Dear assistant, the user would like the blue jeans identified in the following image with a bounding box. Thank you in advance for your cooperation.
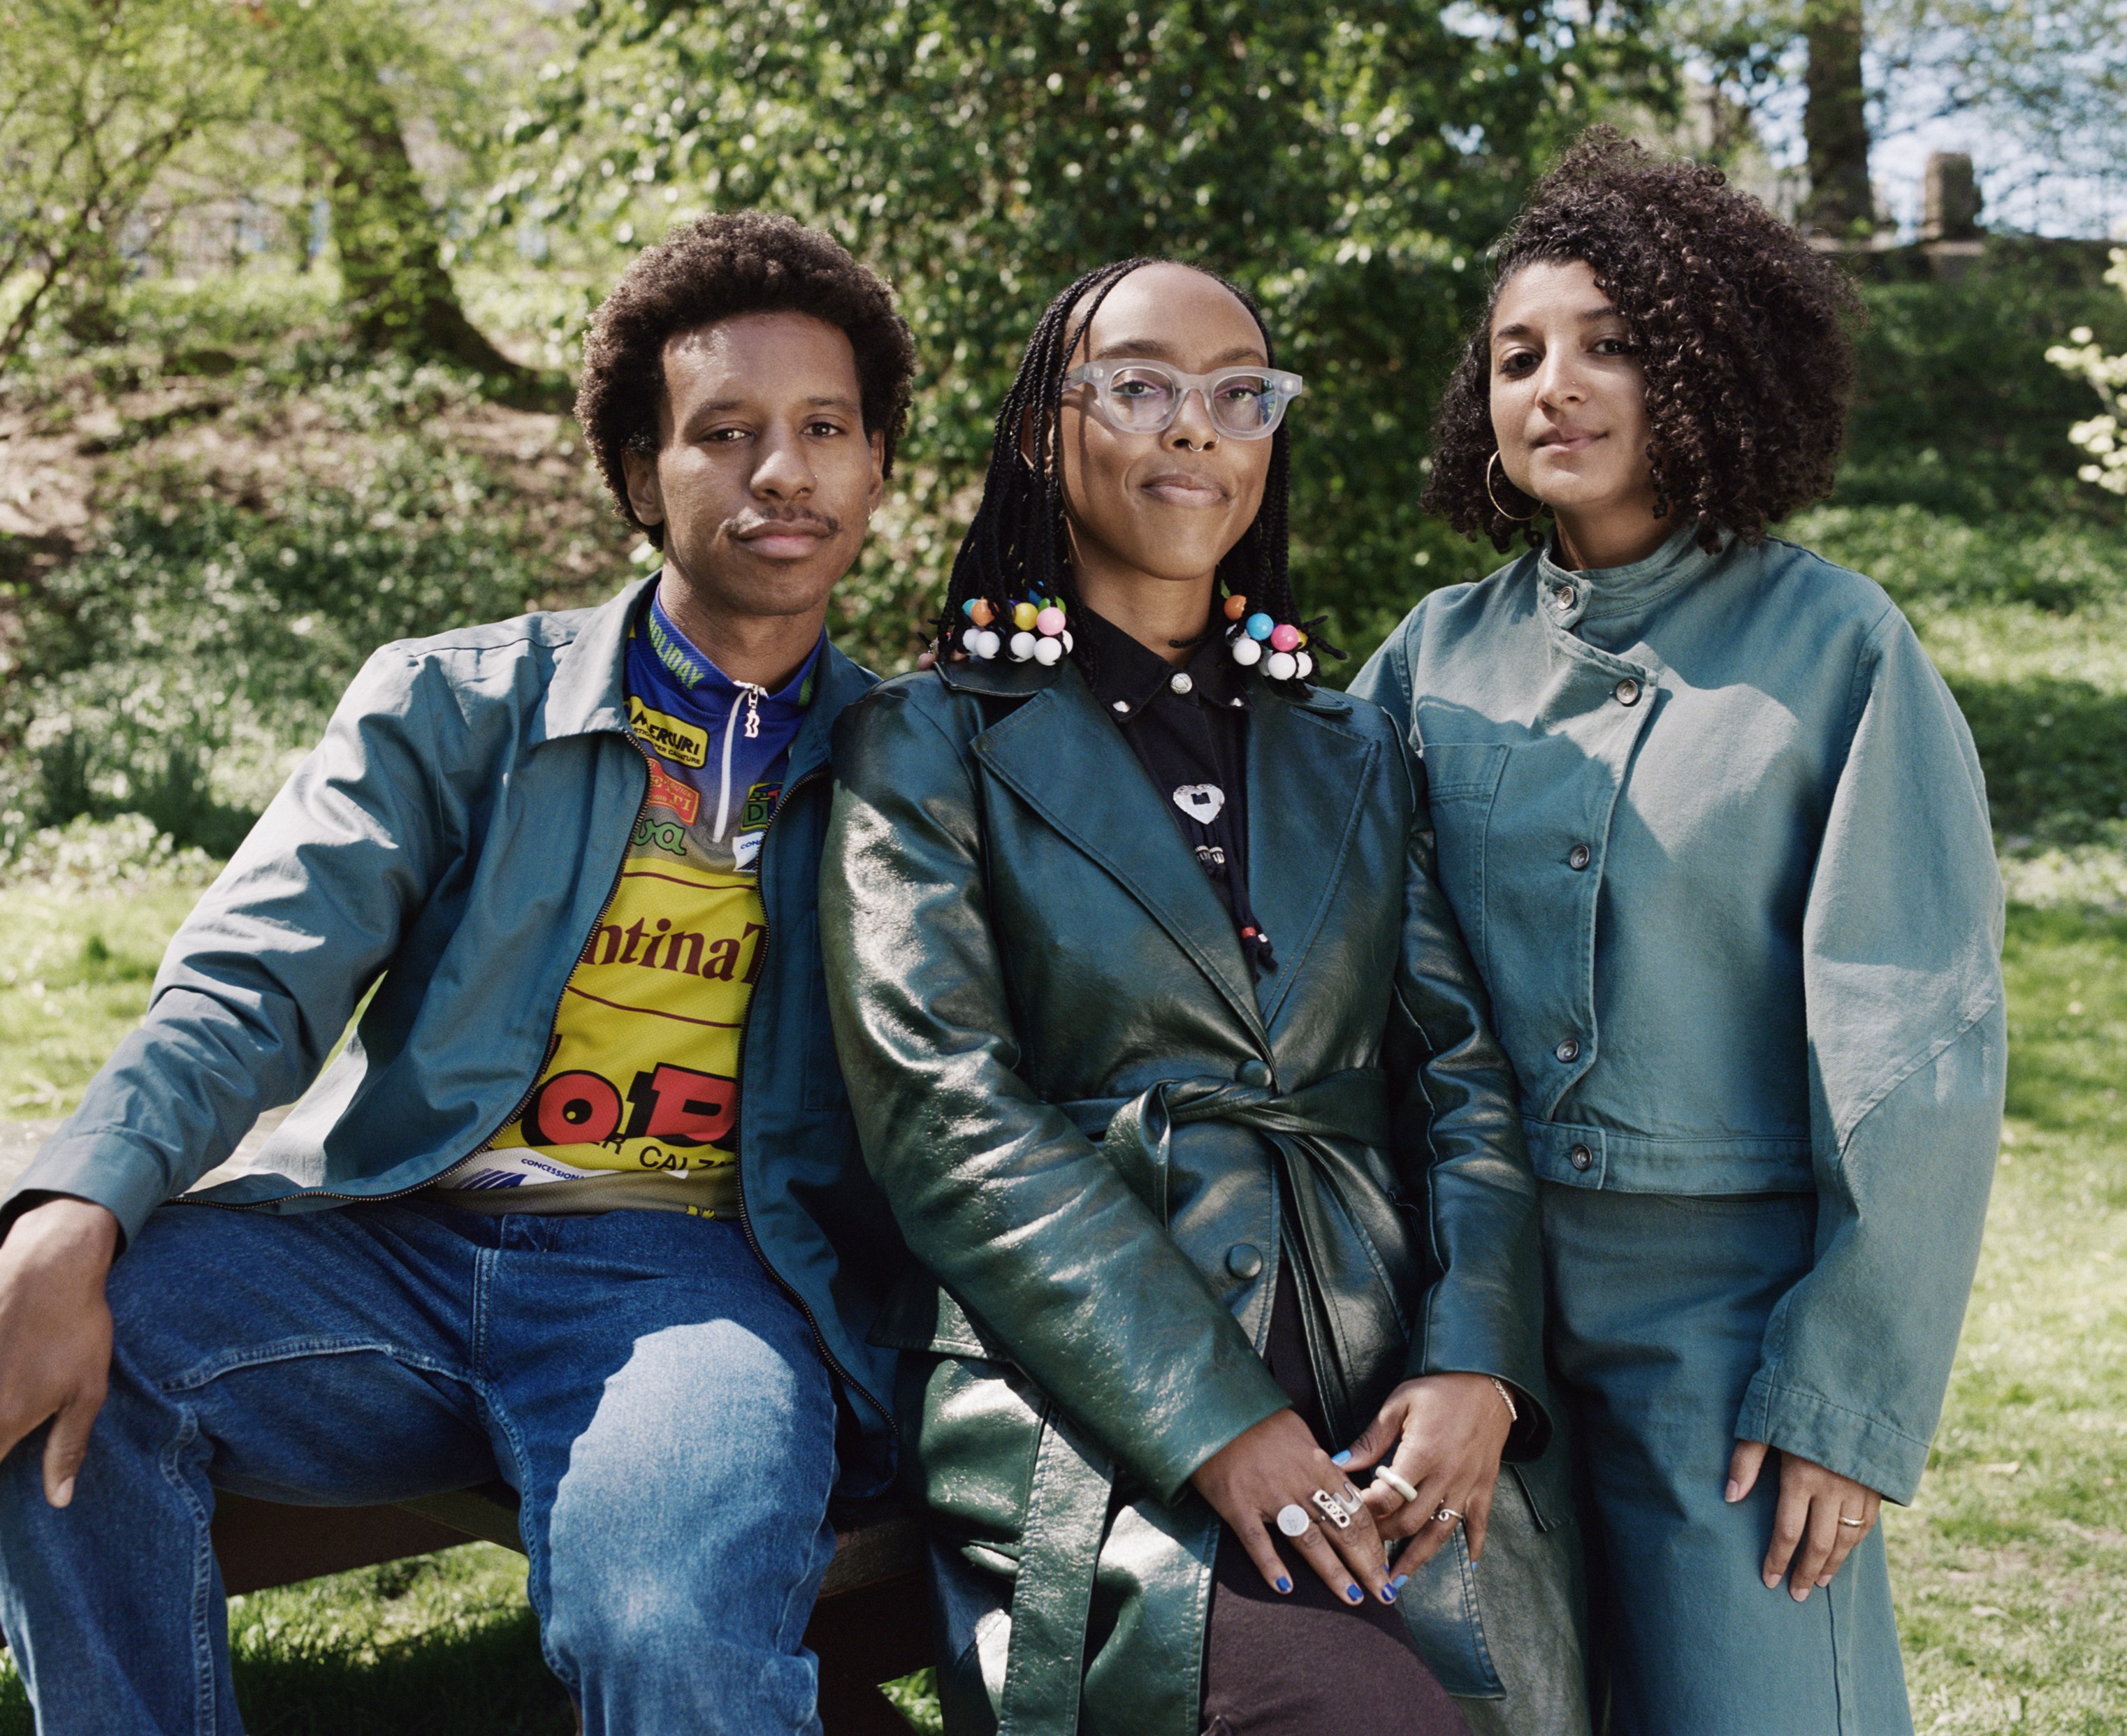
[0,1200,840,1736]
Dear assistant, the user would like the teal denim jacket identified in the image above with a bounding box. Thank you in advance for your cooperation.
[1350,528,2006,1502]
[2,578,903,1488]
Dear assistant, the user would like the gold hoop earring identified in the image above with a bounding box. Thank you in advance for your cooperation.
[1487,451,1538,523]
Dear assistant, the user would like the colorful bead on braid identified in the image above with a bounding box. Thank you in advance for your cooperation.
[1221,594,1314,683]
[960,595,1072,664]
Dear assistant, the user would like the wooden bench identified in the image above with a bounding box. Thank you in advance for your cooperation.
[211,1485,932,1734]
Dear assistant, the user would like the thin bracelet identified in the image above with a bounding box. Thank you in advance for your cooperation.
[1490,1378,1519,1425]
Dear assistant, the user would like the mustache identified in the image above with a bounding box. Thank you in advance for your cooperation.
[729,509,841,537]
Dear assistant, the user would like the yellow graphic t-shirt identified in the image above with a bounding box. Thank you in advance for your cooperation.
[430,603,817,1214]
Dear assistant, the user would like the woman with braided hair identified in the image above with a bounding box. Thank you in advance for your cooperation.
[821,258,1590,1735]
[1351,129,2005,1733]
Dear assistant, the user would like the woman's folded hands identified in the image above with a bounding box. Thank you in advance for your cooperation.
[1342,1373,1516,1566]
[1190,1409,1402,1607]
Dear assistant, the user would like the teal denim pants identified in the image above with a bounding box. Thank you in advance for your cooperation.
[1541,1186,1912,1736]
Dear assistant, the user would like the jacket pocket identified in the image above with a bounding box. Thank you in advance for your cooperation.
[1395,1519,1507,1698]
[1416,741,1509,991]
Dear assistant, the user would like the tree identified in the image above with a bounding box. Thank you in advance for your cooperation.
[247,0,546,388]
[2048,251,2127,497]
[0,0,257,368]
[497,0,1664,663]
[1877,0,2127,199]
[1801,0,1871,231]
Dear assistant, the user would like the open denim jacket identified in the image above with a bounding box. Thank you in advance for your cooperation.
[1350,527,2007,1504]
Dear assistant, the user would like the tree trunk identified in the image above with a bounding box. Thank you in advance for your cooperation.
[1801,0,1873,235]
[310,48,544,392]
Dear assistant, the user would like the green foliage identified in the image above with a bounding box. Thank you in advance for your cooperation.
[1,363,555,856]
[242,0,545,386]
[2046,248,2127,500]
[1838,249,2127,519]
[1794,503,2127,856]
[0,880,206,1115]
[0,0,261,367]
[494,0,1668,666]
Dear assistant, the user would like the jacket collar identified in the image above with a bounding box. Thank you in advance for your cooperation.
[533,574,875,768]
[1072,603,1251,717]
[964,655,1369,1042]
[937,634,1355,720]
[1537,524,1724,633]
[536,576,651,745]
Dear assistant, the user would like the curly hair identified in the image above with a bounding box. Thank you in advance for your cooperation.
[938,258,1327,685]
[576,211,915,548]
[1423,127,1863,553]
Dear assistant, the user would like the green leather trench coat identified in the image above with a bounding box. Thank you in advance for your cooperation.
[820,652,1564,1736]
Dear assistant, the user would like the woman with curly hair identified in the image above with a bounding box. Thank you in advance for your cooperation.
[1350,131,2005,1734]
[822,258,1593,1735]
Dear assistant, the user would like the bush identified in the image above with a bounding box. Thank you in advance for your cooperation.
[1840,249,2127,520]
[0,813,216,893]
[1,390,556,857]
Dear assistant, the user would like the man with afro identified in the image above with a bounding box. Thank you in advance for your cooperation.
[0,212,917,1735]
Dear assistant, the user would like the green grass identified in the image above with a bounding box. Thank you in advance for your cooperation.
[0,1545,572,1735]
[0,887,204,1116]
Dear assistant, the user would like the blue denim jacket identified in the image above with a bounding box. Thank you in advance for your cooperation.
[4,577,902,1487]
[1351,528,2006,1501]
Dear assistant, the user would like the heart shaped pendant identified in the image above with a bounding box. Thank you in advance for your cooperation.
[1173,784,1226,825]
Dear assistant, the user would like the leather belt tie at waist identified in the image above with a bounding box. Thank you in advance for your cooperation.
[998,1068,1403,1736]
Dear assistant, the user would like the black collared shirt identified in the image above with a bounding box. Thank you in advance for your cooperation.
[1073,604,1274,972]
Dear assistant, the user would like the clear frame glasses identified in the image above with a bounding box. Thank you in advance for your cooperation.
[1063,359,1305,441]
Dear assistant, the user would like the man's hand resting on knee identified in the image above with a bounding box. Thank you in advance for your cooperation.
[0,1198,118,1507]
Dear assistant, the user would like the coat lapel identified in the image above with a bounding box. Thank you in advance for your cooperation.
[971,666,1269,1047]
[1245,689,1381,1028]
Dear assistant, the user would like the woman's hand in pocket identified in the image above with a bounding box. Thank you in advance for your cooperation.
[1191,1409,1400,1607]
[1340,1373,1513,1567]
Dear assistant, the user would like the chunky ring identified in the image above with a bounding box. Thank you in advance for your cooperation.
[1373,1466,1421,1505]
[1432,1503,1465,1526]
[1838,1515,1868,1529]
[1310,1488,1355,1531]
[1275,1503,1312,1538]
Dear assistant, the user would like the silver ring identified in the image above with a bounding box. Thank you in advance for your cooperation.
[1838,1515,1867,1529]
[1310,1487,1354,1530]
[1275,1503,1312,1538]
[1432,1503,1464,1526]
[1373,1466,1420,1505]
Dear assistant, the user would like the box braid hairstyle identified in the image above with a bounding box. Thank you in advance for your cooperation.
[935,257,1328,686]
[1423,126,1861,555]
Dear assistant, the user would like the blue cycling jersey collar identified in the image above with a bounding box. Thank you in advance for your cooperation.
[641,585,823,717]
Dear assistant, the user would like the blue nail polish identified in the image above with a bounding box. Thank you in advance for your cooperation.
[1346,1584,1363,1603]
[1331,1450,1352,1466]
[1275,1576,1291,1593]
[1390,1573,1410,1591]
[1379,1583,1399,1604]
